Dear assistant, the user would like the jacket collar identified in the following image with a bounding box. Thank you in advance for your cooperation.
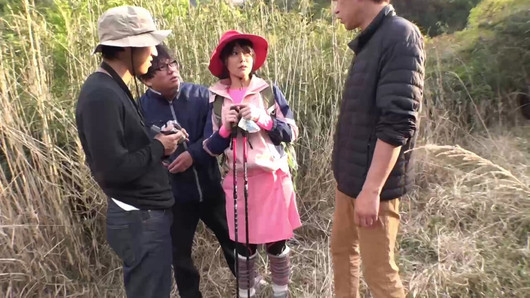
[147,85,186,103]
[348,4,395,54]
[209,75,269,101]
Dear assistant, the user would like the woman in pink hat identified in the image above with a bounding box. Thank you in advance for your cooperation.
[203,30,301,297]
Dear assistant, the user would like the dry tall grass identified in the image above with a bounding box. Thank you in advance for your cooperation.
[1,0,529,297]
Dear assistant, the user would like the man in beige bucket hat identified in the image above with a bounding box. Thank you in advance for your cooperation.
[75,6,185,298]
[93,5,171,54]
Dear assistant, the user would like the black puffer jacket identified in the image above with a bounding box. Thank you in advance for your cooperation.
[332,5,425,200]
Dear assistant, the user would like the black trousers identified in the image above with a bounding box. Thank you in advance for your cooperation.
[171,192,236,298]
[236,240,287,257]
[106,199,173,298]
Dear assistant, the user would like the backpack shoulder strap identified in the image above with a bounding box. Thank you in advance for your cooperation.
[261,80,276,117]
[213,94,224,128]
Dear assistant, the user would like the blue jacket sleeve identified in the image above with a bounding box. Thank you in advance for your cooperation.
[267,85,295,145]
[204,101,231,155]
[204,98,230,156]
[186,87,219,165]
[204,130,231,156]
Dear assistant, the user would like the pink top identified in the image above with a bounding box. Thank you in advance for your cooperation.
[228,88,246,104]
[219,87,273,137]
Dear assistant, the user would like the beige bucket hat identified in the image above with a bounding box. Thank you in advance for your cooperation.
[93,6,171,54]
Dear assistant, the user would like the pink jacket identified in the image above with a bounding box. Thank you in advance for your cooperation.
[204,76,298,174]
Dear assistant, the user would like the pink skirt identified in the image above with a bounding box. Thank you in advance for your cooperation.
[222,169,302,244]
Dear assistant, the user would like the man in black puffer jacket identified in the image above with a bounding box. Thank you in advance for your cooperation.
[331,1,425,297]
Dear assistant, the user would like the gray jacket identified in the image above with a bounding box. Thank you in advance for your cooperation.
[332,5,425,200]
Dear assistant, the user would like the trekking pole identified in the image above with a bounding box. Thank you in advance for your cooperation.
[230,108,240,298]
[242,129,250,298]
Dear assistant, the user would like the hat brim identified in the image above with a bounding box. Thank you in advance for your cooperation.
[93,30,171,54]
[208,33,268,78]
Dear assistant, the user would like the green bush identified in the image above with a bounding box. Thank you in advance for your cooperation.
[424,0,530,130]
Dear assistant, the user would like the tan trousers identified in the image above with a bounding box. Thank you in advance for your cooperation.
[331,190,405,298]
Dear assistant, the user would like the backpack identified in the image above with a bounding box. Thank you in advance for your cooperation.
[212,83,298,176]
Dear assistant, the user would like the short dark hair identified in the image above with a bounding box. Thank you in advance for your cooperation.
[100,45,124,60]
[219,39,255,79]
[139,43,174,81]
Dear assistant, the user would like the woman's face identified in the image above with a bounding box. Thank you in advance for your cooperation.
[225,44,254,80]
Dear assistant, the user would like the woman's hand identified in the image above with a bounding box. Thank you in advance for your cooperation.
[222,105,241,128]
[239,104,262,122]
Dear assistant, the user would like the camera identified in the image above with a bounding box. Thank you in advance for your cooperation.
[150,124,177,135]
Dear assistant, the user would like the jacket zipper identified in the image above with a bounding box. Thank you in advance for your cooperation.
[169,100,203,202]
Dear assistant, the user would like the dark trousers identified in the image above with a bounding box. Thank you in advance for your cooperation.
[236,240,287,257]
[106,199,173,298]
[171,193,236,298]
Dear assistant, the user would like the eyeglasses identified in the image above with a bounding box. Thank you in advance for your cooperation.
[154,60,180,72]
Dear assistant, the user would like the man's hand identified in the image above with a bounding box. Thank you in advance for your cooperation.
[354,188,380,228]
[155,130,187,156]
[167,151,193,173]
[239,104,262,122]
[355,139,402,228]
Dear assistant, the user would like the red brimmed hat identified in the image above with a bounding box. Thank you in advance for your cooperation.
[208,30,268,78]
